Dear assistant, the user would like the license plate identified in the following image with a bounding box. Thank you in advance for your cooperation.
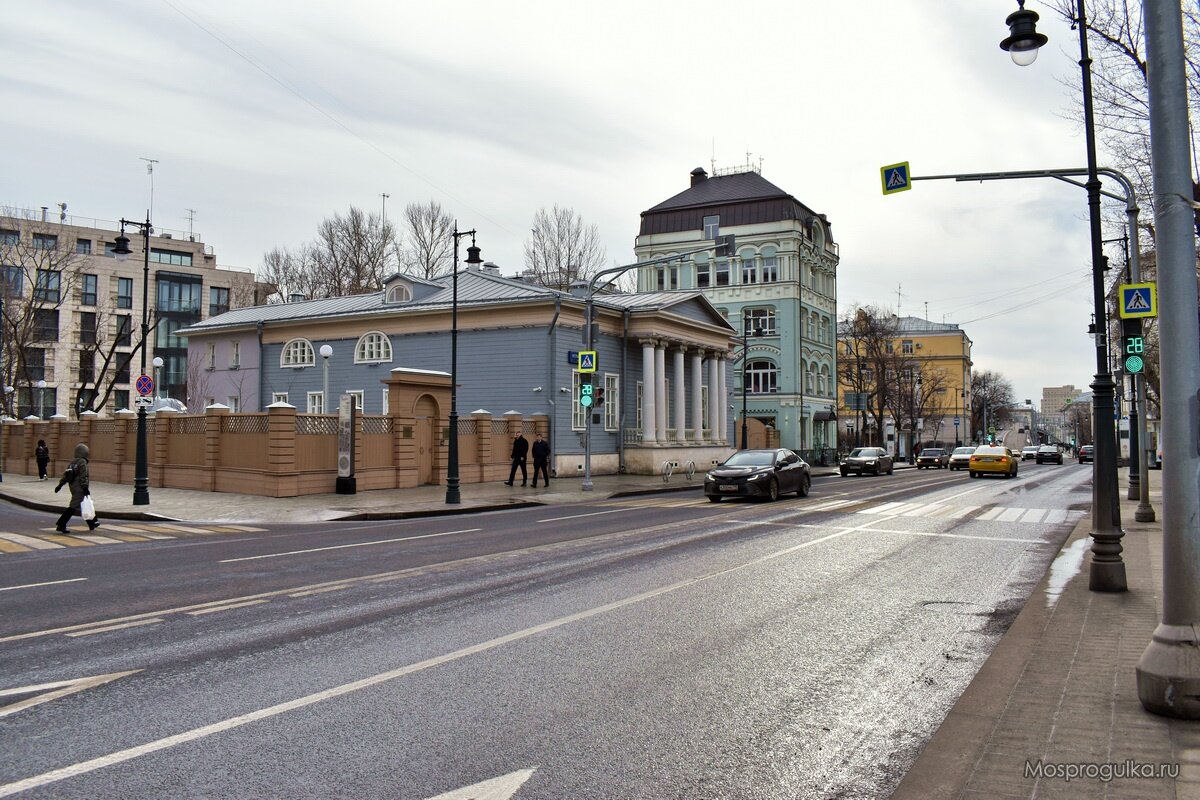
[719,484,739,492]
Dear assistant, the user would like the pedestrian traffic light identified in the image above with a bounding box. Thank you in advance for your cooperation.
[579,373,594,408]
[594,387,605,407]
[1121,317,1145,375]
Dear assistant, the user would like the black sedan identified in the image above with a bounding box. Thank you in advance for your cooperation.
[1078,444,1095,463]
[840,447,894,477]
[705,448,811,502]
[1036,445,1064,464]
[916,448,949,469]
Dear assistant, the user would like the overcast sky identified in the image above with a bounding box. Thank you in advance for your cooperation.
[5,0,1118,408]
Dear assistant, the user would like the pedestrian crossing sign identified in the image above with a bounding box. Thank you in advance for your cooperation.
[881,161,911,195]
[578,350,597,373]
[1118,283,1157,319]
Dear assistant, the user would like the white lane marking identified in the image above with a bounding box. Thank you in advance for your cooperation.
[218,525,267,532]
[64,619,163,638]
[0,516,889,798]
[288,585,348,598]
[1020,508,1048,524]
[903,503,943,517]
[0,578,87,593]
[74,535,124,545]
[0,533,63,550]
[976,508,1003,521]
[861,502,905,514]
[98,525,174,539]
[998,508,1025,522]
[0,671,140,720]
[807,499,857,511]
[1043,509,1068,524]
[426,768,537,800]
[148,524,215,534]
[866,528,1043,544]
[944,505,979,519]
[538,508,637,522]
[185,600,267,616]
[217,529,481,564]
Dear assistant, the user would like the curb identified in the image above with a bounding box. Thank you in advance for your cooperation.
[0,489,180,523]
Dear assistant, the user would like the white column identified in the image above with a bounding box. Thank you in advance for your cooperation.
[654,342,667,442]
[718,355,729,444]
[673,346,686,443]
[641,339,656,443]
[690,349,704,441]
[708,354,720,441]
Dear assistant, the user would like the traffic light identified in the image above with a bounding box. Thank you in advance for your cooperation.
[714,234,736,257]
[1121,318,1145,375]
[594,387,605,407]
[579,373,594,408]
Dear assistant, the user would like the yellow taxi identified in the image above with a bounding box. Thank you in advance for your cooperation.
[968,445,1019,479]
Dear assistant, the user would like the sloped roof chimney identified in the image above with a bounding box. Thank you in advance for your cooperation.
[690,167,708,187]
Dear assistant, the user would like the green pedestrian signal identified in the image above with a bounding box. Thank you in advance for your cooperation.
[1122,318,1145,375]
[580,379,594,408]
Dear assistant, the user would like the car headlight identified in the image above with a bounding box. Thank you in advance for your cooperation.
[704,472,716,482]
[865,460,876,465]
[748,472,768,481]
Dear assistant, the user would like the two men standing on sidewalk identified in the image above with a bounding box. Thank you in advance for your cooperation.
[504,432,551,488]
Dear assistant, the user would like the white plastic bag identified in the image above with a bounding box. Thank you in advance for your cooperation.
[80,495,96,521]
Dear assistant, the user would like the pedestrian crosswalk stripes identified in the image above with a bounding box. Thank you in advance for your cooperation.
[0,524,268,555]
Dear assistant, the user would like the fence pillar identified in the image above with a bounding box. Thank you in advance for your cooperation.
[473,411,493,483]
[267,403,299,497]
[204,406,231,492]
[114,410,135,484]
[153,409,177,488]
[392,415,417,488]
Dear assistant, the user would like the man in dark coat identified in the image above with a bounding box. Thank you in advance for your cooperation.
[531,433,551,488]
[54,442,99,533]
[504,433,529,486]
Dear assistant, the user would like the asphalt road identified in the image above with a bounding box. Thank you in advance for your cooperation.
[0,462,1093,799]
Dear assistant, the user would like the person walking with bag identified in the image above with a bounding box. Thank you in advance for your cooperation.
[531,432,551,488]
[35,439,50,481]
[54,443,99,533]
[503,432,529,487]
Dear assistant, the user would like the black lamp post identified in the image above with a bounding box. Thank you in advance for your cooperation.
[739,311,762,450]
[1002,0,1125,591]
[445,223,481,505]
[112,214,153,506]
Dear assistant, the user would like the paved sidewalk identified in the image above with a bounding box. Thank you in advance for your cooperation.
[894,484,1200,799]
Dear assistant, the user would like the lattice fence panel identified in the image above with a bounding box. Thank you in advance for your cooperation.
[170,416,207,435]
[361,416,393,435]
[223,415,270,434]
[296,415,339,435]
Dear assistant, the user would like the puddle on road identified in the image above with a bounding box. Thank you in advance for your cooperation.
[1045,536,1090,608]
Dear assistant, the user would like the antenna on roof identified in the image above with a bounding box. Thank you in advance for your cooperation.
[710,138,716,175]
[185,208,197,241]
[140,157,159,221]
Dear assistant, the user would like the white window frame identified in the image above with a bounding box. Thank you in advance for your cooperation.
[281,338,315,368]
[740,256,757,285]
[745,307,776,336]
[355,331,393,363]
[226,395,240,412]
[761,249,778,283]
[231,341,241,368]
[747,360,778,394]
[272,392,289,405]
[346,390,364,411]
[307,392,324,414]
[703,215,720,239]
[205,342,215,369]
[571,371,587,430]
[386,284,411,303]
[381,388,389,415]
[603,373,619,431]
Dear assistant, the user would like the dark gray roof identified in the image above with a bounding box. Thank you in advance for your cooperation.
[837,316,966,336]
[179,270,733,335]
[645,171,791,213]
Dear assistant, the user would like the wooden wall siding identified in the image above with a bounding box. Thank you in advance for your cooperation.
[0,373,550,497]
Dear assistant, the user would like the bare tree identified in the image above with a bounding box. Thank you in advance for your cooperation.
[400,200,453,279]
[970,369,1016,443]
[522,205,607,289]
[257,206,399,302]
[838,306,900,449]
[0,213,89,415]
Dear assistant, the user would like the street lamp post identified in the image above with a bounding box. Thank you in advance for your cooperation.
[319,345,333,413]
[152,356,164,404]
[740,312,762,450]
[35,379,47,419]
[1002,0,1124,591]
[445,224,481,505]
[112,214,153,506]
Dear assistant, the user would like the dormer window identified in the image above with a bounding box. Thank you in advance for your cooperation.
[386,284,412,303]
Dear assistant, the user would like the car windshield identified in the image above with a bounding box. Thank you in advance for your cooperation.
[921,449,944,456]
[848,448,879,458]
[953,447,975,455]
[722,451,775,467]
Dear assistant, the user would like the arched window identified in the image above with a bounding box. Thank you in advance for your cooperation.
[805,362,815,394]
[739,249,758,284]
[280,338,315,368]
[812,222,826,250]
[820,363,832,397]
[746,360,777,394]
[761,246,778,283]
[355,331,393,363]
[386,284,411,303]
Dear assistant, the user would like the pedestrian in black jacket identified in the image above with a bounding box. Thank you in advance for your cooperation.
[54,442,99,533]
[531,433,551,488]
[504,433,529,486]
[35,439,50,481]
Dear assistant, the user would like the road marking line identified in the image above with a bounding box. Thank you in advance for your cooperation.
[64,619,163,638]
[0,533,63,550]
[903,503,943,517]
[868,528,1043,544]
[0,671,140,720]
[944,505,979,519]
[288,585,349,598]
[0,540,30,553]
[41,534,93,547]
[74,534,124,545]
[0,578,87,593]
[538,508,636,522]
[99,525,173,539]
[150,524,216,535]
[219,525,267,532]
[1020,508,1048,523]
[218,529,481,564]
[0,515,887,799]
[106,533,152,543]
[976,507,1003,521]
[186,600,267,616]
[998,508,1025,522]
[1043,509,1068,524]
[860,502,905,514]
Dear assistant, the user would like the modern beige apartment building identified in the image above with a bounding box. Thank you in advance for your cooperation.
[0,206,259,418]
[1041,384,1083,442]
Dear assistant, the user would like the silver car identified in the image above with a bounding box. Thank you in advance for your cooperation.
[948,446,975,471]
